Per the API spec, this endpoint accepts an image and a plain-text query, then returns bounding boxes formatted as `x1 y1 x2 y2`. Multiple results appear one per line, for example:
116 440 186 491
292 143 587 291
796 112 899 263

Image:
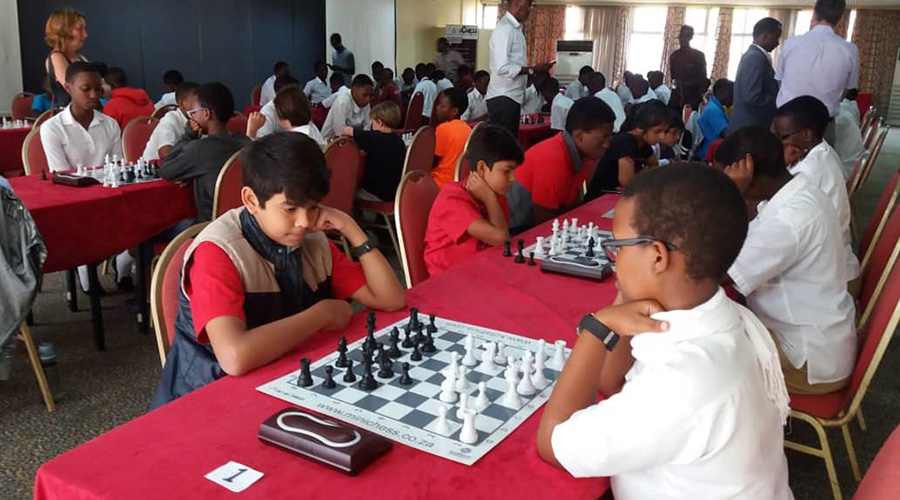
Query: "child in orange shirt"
424 124 524 276
432 88 472 189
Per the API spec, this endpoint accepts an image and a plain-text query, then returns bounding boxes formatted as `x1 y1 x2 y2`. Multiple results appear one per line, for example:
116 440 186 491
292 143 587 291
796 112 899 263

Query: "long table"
33 195 620 500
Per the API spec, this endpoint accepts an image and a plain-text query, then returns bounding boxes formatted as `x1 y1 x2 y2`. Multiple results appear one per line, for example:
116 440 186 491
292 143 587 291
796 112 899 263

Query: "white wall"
0 0 23 114
325 0 396 77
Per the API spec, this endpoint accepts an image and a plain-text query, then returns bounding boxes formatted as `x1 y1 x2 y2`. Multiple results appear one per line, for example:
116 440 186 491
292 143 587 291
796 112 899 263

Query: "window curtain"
710 8 734 82
852 10 900 113
581 6 624 84
611 7 632 88
660 7 686 85
833 12 850 39
768 8 796 66
497 4 566 66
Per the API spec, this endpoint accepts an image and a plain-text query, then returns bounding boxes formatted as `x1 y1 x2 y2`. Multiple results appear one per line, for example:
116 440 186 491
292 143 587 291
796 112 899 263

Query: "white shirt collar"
59 105 101 129
503 11 521 29
757 173 808 216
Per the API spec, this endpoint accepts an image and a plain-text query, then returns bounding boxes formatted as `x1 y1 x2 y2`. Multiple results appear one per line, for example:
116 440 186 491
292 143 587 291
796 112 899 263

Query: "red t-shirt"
515 133 588 210
102 87 154 130
423 180 509 276
187 240 366 343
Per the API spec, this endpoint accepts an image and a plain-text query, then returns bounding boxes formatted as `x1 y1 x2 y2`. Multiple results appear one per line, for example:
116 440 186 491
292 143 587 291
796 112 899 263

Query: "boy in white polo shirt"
142 81 198 161
722 126 856 394
537 162 793 500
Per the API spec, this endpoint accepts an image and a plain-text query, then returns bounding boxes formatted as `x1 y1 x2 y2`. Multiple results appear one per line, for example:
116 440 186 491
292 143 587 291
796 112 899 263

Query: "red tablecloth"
518 123 555 150
33 196 620 500
9 174 196 273
0 126 32 176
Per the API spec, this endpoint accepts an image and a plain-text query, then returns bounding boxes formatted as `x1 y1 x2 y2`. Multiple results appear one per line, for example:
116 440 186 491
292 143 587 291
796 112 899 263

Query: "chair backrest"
847 155 868 194
859 106 875 133
403 126 436 177
211 150 244 220
405 92 425 130
863 117 882 149
860 170 900 268
394 170 440 288
454 121 485 183
857 127 889 190
152 105 178 120
32 108 57 128
11 93 35 120
859 207 900 329
322 137 361 213
226 112 248 135
852 424 900 500
682 104 692 124
252 85 262 106
122 116 158 163
150 222 208 367
21 128 49 176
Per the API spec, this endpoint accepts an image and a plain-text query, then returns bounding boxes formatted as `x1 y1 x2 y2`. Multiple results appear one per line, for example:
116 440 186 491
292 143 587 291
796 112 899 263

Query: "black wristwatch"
577 314 620 351
350 240 375 259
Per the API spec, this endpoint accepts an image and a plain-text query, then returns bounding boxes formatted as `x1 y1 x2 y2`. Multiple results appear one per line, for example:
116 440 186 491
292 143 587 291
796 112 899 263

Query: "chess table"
0 126 32 176
33 196 621 500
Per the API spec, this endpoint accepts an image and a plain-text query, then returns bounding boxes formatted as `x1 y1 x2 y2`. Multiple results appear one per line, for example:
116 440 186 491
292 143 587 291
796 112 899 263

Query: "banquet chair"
16 324 55 412
851 425 900 500
846 155 867 194
785 257 900 500
150 222 208 367
21 128 49 176
322 137 361 255
859 169 900 273
122 116 159 163
394 170 440 288
11 93 34 120
862 117 882 150
404 92 425 131
858 208 900 331
356 126 435 257
852 127 889 195
211 150 244 220
32 108 57 128
453 121 485 183
681 104 692 124
251 85 261 106
859 107 875 133
226 112 248 135
152 105 178 120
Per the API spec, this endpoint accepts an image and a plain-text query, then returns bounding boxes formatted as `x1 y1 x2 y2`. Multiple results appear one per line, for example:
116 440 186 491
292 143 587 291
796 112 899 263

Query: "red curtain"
498 5 566 66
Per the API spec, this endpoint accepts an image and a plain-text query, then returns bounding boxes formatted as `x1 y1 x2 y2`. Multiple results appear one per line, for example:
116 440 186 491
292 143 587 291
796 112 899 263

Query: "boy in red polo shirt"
102 67 154 130
508 97 616 233
432 87 472 189
424 124 524 276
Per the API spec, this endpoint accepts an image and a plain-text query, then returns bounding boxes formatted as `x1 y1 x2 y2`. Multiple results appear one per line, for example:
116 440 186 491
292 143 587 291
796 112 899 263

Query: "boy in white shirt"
143 81 198 161
538 162 793 500
773 96 859 287
153 69 183 110
722 126 857 394
321 74 374 140
616 71 634 105
461 71 490 122
542 77 572 132
303 61 332 105
41 61 122 173
247 74 300 139
587 72 626 132
648 71 671 105
434 70 454 92
259 61 289 107
322 74 348 109
520 77 545 116
412 63 439 124
564 66 593 100
271 87 326 146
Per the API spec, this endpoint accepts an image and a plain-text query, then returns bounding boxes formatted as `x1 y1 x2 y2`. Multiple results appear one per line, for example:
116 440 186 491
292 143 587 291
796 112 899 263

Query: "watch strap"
578 314 620 351
349 240 375 259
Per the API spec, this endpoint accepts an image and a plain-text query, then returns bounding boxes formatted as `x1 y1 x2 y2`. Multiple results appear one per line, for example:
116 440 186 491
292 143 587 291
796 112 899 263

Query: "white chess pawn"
562 219 569 234
461 333 478 367
435 405 452 435
76 164 84 176
480 343 498 373
494 342 507 365
534 237 545 259
548 239 558 257
459 409 479 444
457 392 471 419
549 340 568 370
535 339 547 365
503 368 523 409
456 365 472 393
532 352 549 390
442 352 460 378
473 381 490 411
440 369 459 403
519 351 534 375
552 219 560 232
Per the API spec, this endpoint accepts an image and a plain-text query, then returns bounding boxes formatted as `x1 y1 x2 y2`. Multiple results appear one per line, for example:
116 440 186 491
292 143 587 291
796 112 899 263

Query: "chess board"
73 163 164 187
520 220 614 281
256 313 570 466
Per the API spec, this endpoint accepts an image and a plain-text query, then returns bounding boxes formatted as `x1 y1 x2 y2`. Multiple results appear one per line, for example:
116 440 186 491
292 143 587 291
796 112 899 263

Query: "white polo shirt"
520 85 544 115
552 289 793 500
413 78 438 118
142 109 187 161
303 77 332 104
290 123 326 147
833 108 864 181
788 141 859 281
729 174 857 384
259 74 277 107
436 78 454 92
40 105 122 172
616 84 633 105
550 94 574 131
594 88 626 132
254 101 281 139
154 92 176 111
321 90 370 140
486 12 528 104
632 88 659 105
461 89 488 122
653 84 672 105
322 86 349 109
564 82 588 100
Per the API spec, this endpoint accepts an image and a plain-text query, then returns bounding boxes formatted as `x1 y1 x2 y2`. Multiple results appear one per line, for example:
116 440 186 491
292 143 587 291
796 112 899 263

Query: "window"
480 5 498 30
846 10 857 41
626 7 667 77
564 6 585 40
794 10 813 36
727 8 769 79
684 7 720 75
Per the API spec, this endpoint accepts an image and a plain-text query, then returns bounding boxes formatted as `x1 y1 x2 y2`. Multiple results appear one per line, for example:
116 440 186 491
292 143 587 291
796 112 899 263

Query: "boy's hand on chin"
592 299 669 337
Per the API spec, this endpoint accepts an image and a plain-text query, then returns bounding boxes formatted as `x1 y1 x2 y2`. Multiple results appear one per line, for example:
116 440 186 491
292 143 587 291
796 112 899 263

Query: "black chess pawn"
422 329 436 353
358 360 379 390
409 307 420 329
426 314 438 334
586 237 596 258
378 354 394 378
335 336 349 367
503 241 512 257
367 311 376 330
364 325 377 352
399 362 413 385
410 341 423 361
343 359 357 382
401 324 414 348
388 335 403 358
528 252 536 266
41 169 47 181
515 247 525 264
322 366 336 388
297 358 313 387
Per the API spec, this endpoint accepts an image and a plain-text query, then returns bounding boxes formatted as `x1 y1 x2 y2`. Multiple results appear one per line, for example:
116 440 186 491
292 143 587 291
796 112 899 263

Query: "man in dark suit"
669 25 708 111
729 18 783 134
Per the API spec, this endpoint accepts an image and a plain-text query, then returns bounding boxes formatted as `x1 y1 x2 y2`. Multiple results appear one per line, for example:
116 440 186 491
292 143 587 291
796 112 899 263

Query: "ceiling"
502 0 900 7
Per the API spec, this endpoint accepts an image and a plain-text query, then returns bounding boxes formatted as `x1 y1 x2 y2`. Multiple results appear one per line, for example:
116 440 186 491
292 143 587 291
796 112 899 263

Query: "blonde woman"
44 9 89 107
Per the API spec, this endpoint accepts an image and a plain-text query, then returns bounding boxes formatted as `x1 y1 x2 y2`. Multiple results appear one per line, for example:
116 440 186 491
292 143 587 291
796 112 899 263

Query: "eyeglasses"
600 237 678 262
186 107 208 118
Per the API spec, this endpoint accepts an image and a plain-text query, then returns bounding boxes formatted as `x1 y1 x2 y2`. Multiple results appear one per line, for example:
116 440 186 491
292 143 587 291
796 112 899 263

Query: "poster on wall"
445 24 478 71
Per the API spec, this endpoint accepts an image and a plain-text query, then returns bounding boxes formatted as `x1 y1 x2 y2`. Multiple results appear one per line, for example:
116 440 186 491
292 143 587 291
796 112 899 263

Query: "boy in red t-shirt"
424 124 524 276
151 133 406 408
102 67 154 130
432 88 472 189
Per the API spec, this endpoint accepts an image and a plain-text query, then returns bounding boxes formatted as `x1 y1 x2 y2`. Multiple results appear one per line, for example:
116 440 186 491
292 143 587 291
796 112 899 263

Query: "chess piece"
552 219 560 232
571 218 579 231
461 334 478 367
515 247 525 264
494 343 508 365
297 358 313 387
401 324 414 348
456 392 472 419
534 237 545 259
358 359 379 390
503 366 523 409
409 307 420 329
443 352 460 378
399 362 413 385
435 406 452 435
343 359 357 382
503 241 512 257
532 353 548 390
322 366 336 389
456 365 472 392
550 340 568 370
535 339 547 366
473 381 490 411
388 330 402 358
480 343 498 373
517 355 536 396
41 169 47 181
459 409 479 444
335 336 349 367
439 369 458 403
528 252 536 266
519 351 534 375
377 354 394 379
586 237 596 258
410 341 423 361
422 328 436 353
367 311 376 330
427 314 438 334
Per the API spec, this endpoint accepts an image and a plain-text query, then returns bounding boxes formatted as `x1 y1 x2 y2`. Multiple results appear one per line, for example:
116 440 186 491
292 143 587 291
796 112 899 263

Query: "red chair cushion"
405 127 436 175
852 425 900 500
163 237 194 346
397 171 440 287
405 93 424 130
12 94 34 121
226 114 248 135
123 117 158 162
789 389 850 420
322 140 360 214
215 155 244 219
860 170 900 257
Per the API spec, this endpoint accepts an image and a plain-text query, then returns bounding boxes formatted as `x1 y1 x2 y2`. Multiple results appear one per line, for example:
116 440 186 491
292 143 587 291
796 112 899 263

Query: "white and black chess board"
256 311 570 466
73 160 163 188
519 218 614 281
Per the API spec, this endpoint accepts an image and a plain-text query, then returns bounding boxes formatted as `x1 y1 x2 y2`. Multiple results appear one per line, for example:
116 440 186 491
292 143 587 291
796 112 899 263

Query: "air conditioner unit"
888 45 900 126
556 40 594 85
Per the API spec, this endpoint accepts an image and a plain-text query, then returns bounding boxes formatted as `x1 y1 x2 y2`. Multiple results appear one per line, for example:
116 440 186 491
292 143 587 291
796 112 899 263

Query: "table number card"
205 461 264 493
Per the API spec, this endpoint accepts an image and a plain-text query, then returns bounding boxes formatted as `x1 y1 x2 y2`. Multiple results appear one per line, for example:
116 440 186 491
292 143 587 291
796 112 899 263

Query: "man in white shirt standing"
259 61 289 107
143 82 198 161
461 71 490 122
303 61 332 105
321 74 374 140
776 0 858 128
538 163 793 500
723 127 857 395
564 66 593 100
434 37 466 82
587 72 626 132
486 0 554 136
412 63 439 124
